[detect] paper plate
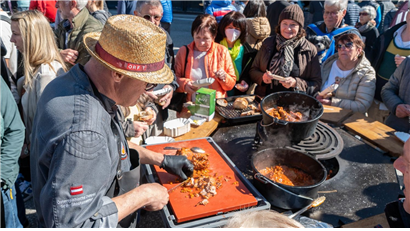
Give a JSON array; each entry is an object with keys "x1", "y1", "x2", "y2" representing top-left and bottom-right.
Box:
[
  {"x1": 189, "y1": 116, "x2": 206, "y2": 126},
  {"x1": 145, "y1": 136, "x2": 175, "y2": 145},
  {"x1": 163, "y1": 118, "x2": 191, "y2": 137},
  {"x1": 192, "y1": 78, "x2": 215, "y2": 88}
]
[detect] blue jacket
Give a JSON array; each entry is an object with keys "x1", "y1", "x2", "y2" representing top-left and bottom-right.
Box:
[
  {"x1": 205, "y1": 0, "x2": 236, "y2": 23},
  {"x1": 160, "y1": 0, "x2": 172, "y2": 23}
]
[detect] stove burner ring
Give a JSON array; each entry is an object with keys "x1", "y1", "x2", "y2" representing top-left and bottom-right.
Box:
[{"x1": 255, "y1": 121, "x2": 343, "y2": 159}]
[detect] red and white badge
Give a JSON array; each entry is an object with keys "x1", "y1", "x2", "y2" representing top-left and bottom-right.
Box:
[{"x1": 70, "y1": 185, "x2": 83, "y2": 195}]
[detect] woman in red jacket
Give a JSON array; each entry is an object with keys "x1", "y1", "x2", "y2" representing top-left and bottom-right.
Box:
[{"x1": 174, "y1": 14, "x2": 236, "y2": 102}]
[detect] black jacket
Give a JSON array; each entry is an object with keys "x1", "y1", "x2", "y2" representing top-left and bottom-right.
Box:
[{"x1": 266, "y1": 1, "x2": 290, "y2": 36}]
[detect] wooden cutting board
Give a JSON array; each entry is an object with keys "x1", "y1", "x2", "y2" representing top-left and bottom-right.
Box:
[
  {"x1": 145, "y1": 139, "x2": 258, "y2": 223},
  {"x1": 343, "y1": 113, "x2": 403, "y2": 157},
  {"x1": 320, "y1": 105, "x2": 353, "y2": 125}
]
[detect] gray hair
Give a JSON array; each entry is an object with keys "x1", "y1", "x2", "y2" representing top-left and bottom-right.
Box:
[
  {"x1": 360, "y1": 6, "x2": 376, "y2": 20},
  {"x1": 136, "y1": 0, "x2": 163, "y2": 13},
  {"x1": 224, "y1": 210, "x2": 304, "y2": 228},
  {"x1": 324, "y1": 0, "x2": 348, "y2": 11},
  {"x1": 75, "y1": 0, "x2": 88, "y2": 10}
]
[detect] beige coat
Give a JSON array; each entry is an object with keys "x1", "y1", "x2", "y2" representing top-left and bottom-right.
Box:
[
  {"x1": 21, "y1": 61, "x2": 65, "y2": 144},
  {"x1": 321, "y1": 53, "x2": 376, "y2": 113},
  {"x1": 245, "y1": 17, "x2": 271, "y2": 50}
]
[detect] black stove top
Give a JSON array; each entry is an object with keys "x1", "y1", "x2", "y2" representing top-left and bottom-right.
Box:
[{"x1": 254, "y1": 121, "x2": 344, "y2": 159}]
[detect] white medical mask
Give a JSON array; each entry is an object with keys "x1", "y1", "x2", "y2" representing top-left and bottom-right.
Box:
[{"x1": 225, "y1": 28, "x2": 241, "y2": 42}]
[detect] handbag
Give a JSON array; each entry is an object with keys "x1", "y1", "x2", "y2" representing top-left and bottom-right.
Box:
[{"x1": 168, "y1": 45, "x2": 189, "y2": 112}]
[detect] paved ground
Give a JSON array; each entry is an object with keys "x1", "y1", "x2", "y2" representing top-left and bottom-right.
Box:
[{"x1": 24, "y1": 12, "x2": 197, "y2": 228}]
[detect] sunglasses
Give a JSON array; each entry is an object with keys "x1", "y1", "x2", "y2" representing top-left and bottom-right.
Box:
[
  {"x1": 143, "y1": 14, "x2": 162, "y2": 22},
  {"x1": 337, "y1": 42, "x2": 354, "y2": 50},
  {"x1": 359, "y1": 12, "x2": 369, "y2": 16},
  {"x1": 145, "y1": 83, "x2": 158, "y2": 91}
]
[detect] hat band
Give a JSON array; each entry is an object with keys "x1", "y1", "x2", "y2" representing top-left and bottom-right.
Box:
[{"x1": 95, "y1": 42, "x2": 164, "y2": 72}]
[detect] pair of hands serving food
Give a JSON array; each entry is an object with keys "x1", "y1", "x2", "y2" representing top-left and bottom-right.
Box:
[
  {"x1": 262, "y1": 71, "x2": 296, "y2": 89},
  {"x1": 185, "y1": 69, "x2": 227, "y2": 95}
]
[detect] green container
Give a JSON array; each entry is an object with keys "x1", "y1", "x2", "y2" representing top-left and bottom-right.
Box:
[{"x1": 188, "y1": 88, "x2": 216, "y2": 121}]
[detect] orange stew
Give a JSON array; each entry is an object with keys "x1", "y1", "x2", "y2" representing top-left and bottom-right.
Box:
[
  {"x1": 259, "y1": 165, "x2": 315, "y2": 187},
  {"x1": 265, "y1": 107, "x2": 305, "y2": 122}
]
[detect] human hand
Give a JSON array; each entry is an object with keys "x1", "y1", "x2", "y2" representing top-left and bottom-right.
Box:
[
  {"x1": 279, "y1": 77, "x2": 297, "y2": 89},
  {"x1": 185, "y1": 81, "x2": 199, "y2": 95},
  {"x1": 139, "y1": 183, "x2": 169, "y2": 211},
  {"x1": 144, "y1": 107, "x2": 156, "y2": 125},
  {"x1": 262, "y1": 71, "x2": 273, "y2": 84},
  {"x1": 235, "y1": 80, "x2": 249, "y2": 92},
  {"x1": 395, "y1": 104, "x2": 410, "y2": 118},
  {"x1": 316, "y1": 95, "x2": 331, "y2": 105},
  {"x1": 214, "y1": 69, "x2": 226, "y2": 82},
  {"x1": 158, "y1": 85, "x2": 174, "y2": 109},
  {"x1": 60, "y1": 49, "x2": 78, "y2": 65},
  {"x1": 160, "y1": 155, "x2": 194, "y2": 180},
  {"x1": 133, "y1": 121, "x2": 148, "y2": 137},
  {"x1": 395, "y1": 55, "x2": 406, "y2": 67}
]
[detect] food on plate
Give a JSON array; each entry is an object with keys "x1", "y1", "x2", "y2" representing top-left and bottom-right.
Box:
[
  {"x1": 173, "y1": 147, "x2": 232, "y2": 206},
  {"x1": 235, "y1": 80, "x2": 249, "y2": 92},
  {"x1": 259, "y1": 165, "x2": 315, "y2": 187},
  {"x1": 137, "y1": 110, "x2": 154, "y2": 122},
  {"x1": 233, "y1": 98, "x2": 248, "y2": 110},
  {"x1": 240, "y1": 110, "x2": 261, "y2": 117},
  {"x1": 216, "y1": 99, "x2": 228, "y2": 107},
  {"x1": 265, "y1": 106, "x2": 305, "y2": 122},
  {"x1": 155, "y1": 98, "x2": 166, "y2": 106}
]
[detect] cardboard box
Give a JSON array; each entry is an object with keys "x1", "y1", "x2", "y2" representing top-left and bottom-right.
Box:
[{"x1": 188, "y1": 88, "x2": 216, "y2": 121}]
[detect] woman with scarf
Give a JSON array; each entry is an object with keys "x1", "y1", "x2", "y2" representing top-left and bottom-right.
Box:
[
  {"x1": 249, "y1": 4, "x2": 321, "y2": 97},
  {"x1": 355, "y1": 6, "x2": 379, "y2": 60},
  {"x1": 216, "y1": 11, "x2": 253, "y2": 95}
]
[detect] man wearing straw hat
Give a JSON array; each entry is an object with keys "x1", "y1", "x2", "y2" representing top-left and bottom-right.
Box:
[{"x1": 29, "y1": 15, "x2": 194, "y2": 228}]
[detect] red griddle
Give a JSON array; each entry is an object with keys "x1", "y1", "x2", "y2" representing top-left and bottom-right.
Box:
[{"x1": 144, "y1": 138, "x2": 266, "y2": 226}]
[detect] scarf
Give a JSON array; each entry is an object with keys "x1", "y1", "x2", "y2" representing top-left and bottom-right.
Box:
[
  {"x1": 355, "y1": 21, "x2": 374, "y2": 33},
  {"x1": 269, "y1": 34, "x2": 302, "y2": 86},
  {"x1": 220, "y1": 38, "x2": 241, "y2": 81}
]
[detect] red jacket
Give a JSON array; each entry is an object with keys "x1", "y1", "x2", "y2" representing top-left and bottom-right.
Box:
[
  {"x1": 175, "y1": 41, "x2": 236, "y2": 101},
  {"x1": 29, "y1": 0, "x2": 57, "y2": 23}
]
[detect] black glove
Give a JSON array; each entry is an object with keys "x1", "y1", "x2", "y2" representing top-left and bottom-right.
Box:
[{"x1": 160, "y1": 155, "x2": 194, "y2": 180}]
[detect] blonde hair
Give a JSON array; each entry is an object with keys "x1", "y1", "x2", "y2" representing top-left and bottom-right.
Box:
[
  {"x1": 224, "y1": 210, "x2": 305, "y2": 228},
  {"x1": 11, "y1": 10, "x2": 67, "y2": 89}
]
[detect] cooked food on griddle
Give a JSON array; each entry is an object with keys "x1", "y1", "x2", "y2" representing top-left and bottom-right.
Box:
[
  {"x1": 216, "y1": 99, "x2": 228, "y2": 107},
  {"x1": 265, "y1": 106, "x2": 305, "y2": 122},
  {"x1": 175, "y1": 147, "x2": 231, "y2": 206},
  {"x1": 259, "y1": 165, "x2": 315, "y2": 187},
  {"x1": 233, "y1": 98, "x2": 248, "y2": 110}
]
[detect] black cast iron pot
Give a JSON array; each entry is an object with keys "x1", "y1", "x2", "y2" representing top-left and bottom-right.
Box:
[
  {"x1": 252, "y1": 148, "x2": 327, "y2": 209},
  {"x1": 260, "y1": 91, "x2": 323, "y2": 143}
]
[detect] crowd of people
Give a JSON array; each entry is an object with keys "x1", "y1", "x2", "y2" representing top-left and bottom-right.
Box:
[{"x1": 0, "y1": 0, "x2": 410, "y2": 228}]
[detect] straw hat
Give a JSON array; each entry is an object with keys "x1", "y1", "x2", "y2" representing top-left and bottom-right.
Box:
[{"x1": 83, "y1": 15, "x2": 173, "y2": 84}]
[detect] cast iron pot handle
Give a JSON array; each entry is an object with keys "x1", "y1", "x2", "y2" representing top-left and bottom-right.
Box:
[
  {"x1": 254, "y1": 173, "x2": 313, "y2": 201},
  {"x1": 260, "y1": 118, "x2": 288, "y2": 127}
]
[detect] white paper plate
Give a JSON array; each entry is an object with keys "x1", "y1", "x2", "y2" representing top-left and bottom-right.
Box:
[
  {"x1": 153, "y1": 87, "x2": 172, "y2": 96},
  {"x1": 192, "y1": 78, "x2": 215, "y2": 88},
  {"x1": 394, "y1": 131, "x2": 410, "y2": 143},
  {"x1": 144, "y1": 136, "x2": 175, "y2": 145},
  {"x1": 163, "y1": 118, "x2": 191, "y2": 137},
  {"x1": 189, "y1": 116, "x2": 206, "y2": 126}
]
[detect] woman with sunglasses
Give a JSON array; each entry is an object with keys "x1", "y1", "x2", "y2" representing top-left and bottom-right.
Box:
[
  {"x1": 355, "y1": 6, "x2": 379, "y2": 60},
  {"x1": 317, "y1": 33, "x2": 376, "y2": 113},
  {"x1": 249, "y1": 4, "x2": 321, "y2": 97}
]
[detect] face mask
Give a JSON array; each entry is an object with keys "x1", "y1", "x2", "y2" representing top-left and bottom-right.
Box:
[{"x1": 225, "y1": 28, "x2": 241, "y2": 42}]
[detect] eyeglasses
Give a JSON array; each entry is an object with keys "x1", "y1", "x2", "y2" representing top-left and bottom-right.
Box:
[
  {"x1": 359, "y1": 12, "x2": 369, "y2": 16},
  {"x1": 145, "y1": 83, "x2": 158, "y2": 91},
  {"x1": 143, "y1": 14, "x2": 162, "y2": 22},
  {"x1": 337, "y1": 42, "x2": 354, "y2": 50},
  {"x1": 323, "y1": 10, "x2": 343, "y2": 17}
]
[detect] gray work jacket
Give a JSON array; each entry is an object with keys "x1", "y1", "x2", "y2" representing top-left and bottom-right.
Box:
[{"x1": 30, "y1": 64, "x2": 139, "y2": 227}]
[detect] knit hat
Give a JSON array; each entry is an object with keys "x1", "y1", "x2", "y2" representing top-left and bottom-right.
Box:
[{"x1": 279, "y1": 4, "x2": 304, "y2": 27}]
